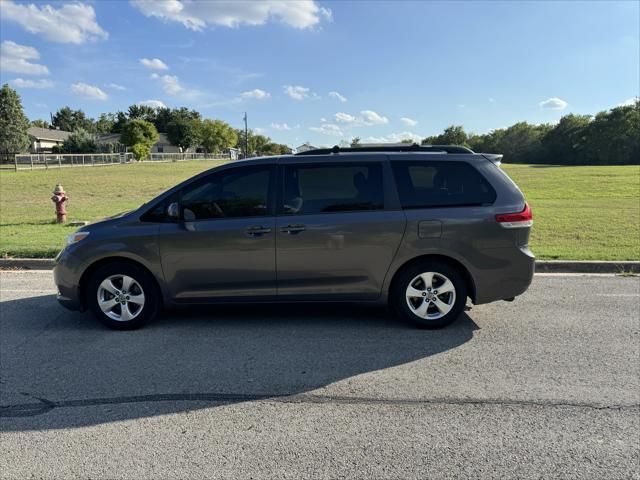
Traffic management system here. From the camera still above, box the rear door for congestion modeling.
[275,157,406,300]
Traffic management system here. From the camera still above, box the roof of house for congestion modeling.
[27,127,72,142]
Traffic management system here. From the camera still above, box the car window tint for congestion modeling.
[392,161,496,208]
[282,164,383,215]
[181,167,271,220]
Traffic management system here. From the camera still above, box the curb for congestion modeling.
[1,258,638,274]
[534,260,640,274]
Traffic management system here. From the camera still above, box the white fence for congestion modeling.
[12,151,234,171]
[14,153,133,171]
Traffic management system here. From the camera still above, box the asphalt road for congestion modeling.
[1,271,638,479]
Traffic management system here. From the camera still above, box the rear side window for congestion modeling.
[181,166,272,220]
[282,163,384,215]
[392,161,496,209]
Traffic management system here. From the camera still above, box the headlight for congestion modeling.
[67,231,90,246]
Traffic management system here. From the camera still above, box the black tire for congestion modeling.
[391,260,468,329]
[86,261,160,330]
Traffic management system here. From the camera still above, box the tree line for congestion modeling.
[419,100,639,165]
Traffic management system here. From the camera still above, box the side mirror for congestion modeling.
[166,202,180,220]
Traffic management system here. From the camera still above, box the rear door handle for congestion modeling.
[280,224,306,235]
[245,225,272,237]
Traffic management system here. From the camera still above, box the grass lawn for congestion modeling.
[0,161,638,260]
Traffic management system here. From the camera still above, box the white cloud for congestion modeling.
[140,58,169,70]
[539,97,568,110]
[271,122,292,130]
[333,110,389,127]
[0,41,49,75]
[335,112,357,124]
[70,82,108,100]
[0,0,107,44]
[106,83,126,91]
[254,127,267,135]
[150,74,183,95]
[10,78,54,89]
[360,110,389,125]
[130,0,331,30]
[618,97,639,107]
[310,123,343,136]
[400,117,417,127]
[363,131,422,144]
[137,99,166,108]
[284,85,310,100]
[328,91,347,102]
[241,88,270,100]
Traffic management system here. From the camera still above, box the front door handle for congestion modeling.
[280,224,306,235]
[245,225,272,237]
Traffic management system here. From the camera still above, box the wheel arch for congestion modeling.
[387,254,477,304]
[78,256,162,309]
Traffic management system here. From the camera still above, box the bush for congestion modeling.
[130,143,150,161]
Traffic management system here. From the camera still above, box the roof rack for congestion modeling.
[295,143,475,156]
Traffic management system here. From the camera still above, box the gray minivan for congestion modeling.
[54,144,534,330]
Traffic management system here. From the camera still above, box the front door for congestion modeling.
[276,161,406,300]
[158,165,277,301]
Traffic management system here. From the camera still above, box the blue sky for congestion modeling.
[1,0,638,147]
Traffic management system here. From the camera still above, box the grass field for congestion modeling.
[0,161,638,260]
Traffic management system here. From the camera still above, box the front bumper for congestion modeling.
[53,249,84,311]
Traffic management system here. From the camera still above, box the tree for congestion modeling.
[61,128,97,153]
[0,84,30,160]
[541,114,591,165]
[423,125,469,147]
[52,107,94,132]
[154,107,200,132]
[94,113,116,135]
[128,104,156,123]
[167,118,201,152]
[350,137,361,147]
[31,119,50,129]
[130,143,151,161]
[199,119,238,153]
[120,119,159,149]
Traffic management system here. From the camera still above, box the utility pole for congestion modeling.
[243,112,249,159]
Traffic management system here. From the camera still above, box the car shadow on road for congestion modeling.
[0,294,479,431]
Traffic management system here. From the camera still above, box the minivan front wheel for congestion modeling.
[87,262,159,330]
[392,261,467,328]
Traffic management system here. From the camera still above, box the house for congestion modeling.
[95,132,196,153]
[295,143,318,154]
[27,127,71,153]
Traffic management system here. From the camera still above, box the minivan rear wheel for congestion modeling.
[391,261,467,328]
[87,261,160,330]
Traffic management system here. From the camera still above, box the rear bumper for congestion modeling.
[472,246,535,305]
[53,249,84,311]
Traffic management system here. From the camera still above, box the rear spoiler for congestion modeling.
[481,153,503,166]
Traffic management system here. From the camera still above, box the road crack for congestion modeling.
[1,392,638,418]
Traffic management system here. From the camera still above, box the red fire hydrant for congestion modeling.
[51,184,68,224]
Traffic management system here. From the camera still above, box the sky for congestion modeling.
[0,0,638,147]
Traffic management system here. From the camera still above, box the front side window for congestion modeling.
[282,164,384,215]
[392,161,496,209]
[181,166,272,220]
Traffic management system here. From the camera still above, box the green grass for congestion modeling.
[0,162,638,260]
[502,164,640,260]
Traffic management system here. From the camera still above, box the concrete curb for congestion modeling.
[1,258,638,274]
[534,260,640,274]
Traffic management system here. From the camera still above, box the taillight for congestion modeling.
[496,202,533,228]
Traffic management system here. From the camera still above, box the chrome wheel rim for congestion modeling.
[405,272,456,320]
[97,274,145,322]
